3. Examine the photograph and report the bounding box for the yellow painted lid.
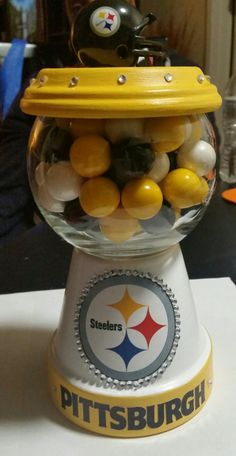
[20,66,221,118]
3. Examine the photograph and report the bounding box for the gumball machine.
[20,0,221,438]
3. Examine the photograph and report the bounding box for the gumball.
[105,118,144,144]
[162,168,209,208]
[199,176,209,199]
[100,207,141,243]
[144,116,188,153]
[42,126,73,162]
[177,140,216,176]
[141,204,177,234]
[64,199,99,231]
[35,161,50,186]
[185,116,202,143]
[70,135,111,178]
[147,153,170,182]
[168,152,178,171]
[37,183,65,213]
[45,161,83,201]
[110,139,155,185]
[121,177,163,220]
[80,177,120,217]
[69,118,105,138]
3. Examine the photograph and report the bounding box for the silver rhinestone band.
[74,269,181,390]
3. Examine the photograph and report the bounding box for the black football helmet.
[71,0,166,67]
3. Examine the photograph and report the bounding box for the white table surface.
[0,277,235,456]
[0,42,36,58]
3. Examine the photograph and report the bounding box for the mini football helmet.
[71,0,166,66]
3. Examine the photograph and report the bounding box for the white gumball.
[45,161,83,201]
[147,153,170,182]
[177,140,216,176]
[105,118,144,144]
[37,183,65,213]
[35,161,50,186]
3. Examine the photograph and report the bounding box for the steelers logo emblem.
[90,7,121,37]
[75,271,180,387]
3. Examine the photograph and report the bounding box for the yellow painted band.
[21,67,221,118]
[48,350,213,437]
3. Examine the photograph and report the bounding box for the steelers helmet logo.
[75,271,180,388]
[90,7,121,37]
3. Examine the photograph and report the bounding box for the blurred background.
[141,0,235,134]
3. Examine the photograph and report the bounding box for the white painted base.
[51,245,211,394]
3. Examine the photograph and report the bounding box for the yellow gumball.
[185,116,202,143]
[144,116,188,153]
[70,135,111,178]
[69,118,105,138]
[121,177,163,220]
[80,177,120,217]
[199,176,209,199]
[162,168,209,208]
[100,207,141,243]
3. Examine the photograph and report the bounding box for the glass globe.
[28,113,216,258]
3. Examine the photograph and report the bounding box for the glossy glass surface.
[28,114,216,257]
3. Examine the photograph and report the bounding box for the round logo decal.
[90,7,121,37]
[75,271,180,387]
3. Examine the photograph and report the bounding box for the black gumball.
[168,151,178,170]
[42,126,73,163]
[110,138,155,186]
[64,199,98,231]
